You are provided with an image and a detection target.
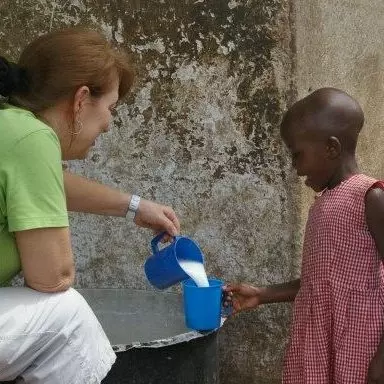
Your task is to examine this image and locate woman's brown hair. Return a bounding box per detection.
[6,27,134,112]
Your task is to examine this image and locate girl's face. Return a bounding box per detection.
[65,79,119,160]
[282,126,336,192]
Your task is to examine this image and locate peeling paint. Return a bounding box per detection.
[114,18,124,44]
[134,82,153,113]
[131,38,166,54]
[172,61,200,81]
[196,39,203,53]
[228,0,240,10]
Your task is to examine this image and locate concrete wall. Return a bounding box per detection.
[294,0,384,231]
[2,0,383,383]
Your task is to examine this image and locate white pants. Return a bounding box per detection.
[0,287,116,383]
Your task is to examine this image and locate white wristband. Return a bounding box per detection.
[128,195,141,213]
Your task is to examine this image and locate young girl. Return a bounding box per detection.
[225,88,384,384]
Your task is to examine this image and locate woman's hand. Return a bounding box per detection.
[134,199,180,237]
[223,283,262,314]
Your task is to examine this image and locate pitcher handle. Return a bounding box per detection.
[151,231,167,254]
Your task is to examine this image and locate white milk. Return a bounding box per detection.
[179,260,209,287]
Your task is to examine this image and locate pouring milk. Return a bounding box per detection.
[178,260,209,287]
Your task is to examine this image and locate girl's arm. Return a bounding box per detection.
[224,279,300,314]
[365,187,384,383]
[258,279,301,304]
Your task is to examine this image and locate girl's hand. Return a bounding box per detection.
[223,283,262,314]
[368,350,384,384]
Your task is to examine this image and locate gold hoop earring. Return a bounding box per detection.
[71,119,84,136]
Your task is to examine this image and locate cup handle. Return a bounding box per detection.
[150,231,168,254]
[221,292,233,317]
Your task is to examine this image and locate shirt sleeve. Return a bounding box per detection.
[5,129,69,232]
[368,181,384,192]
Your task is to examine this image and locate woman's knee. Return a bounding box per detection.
[44,288,98,333]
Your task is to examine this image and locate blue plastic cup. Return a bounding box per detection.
[183,278,224,331]
[144,232,204,290]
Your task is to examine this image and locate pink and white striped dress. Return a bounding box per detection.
[283,174,384,384]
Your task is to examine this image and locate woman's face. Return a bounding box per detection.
[65,79,119,160]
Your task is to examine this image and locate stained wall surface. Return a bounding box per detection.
[2,1,382,382]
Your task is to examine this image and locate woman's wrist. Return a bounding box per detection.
[125,194,141,220]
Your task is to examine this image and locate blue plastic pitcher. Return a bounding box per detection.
[183,278,223,331]
[144,232,204,289]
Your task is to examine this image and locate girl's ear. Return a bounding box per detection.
[326,136,342,159]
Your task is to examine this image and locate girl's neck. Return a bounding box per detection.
[327,156,359,190]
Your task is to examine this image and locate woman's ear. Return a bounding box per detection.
[72,86,91,116]
[327,136,342,159]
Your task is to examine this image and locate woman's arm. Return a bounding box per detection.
[63,171,180,235]
[63,170,130,217]
[16,227,74,293]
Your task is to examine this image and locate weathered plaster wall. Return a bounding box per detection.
[1,1,297,383]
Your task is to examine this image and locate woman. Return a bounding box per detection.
[0,28,180,383]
